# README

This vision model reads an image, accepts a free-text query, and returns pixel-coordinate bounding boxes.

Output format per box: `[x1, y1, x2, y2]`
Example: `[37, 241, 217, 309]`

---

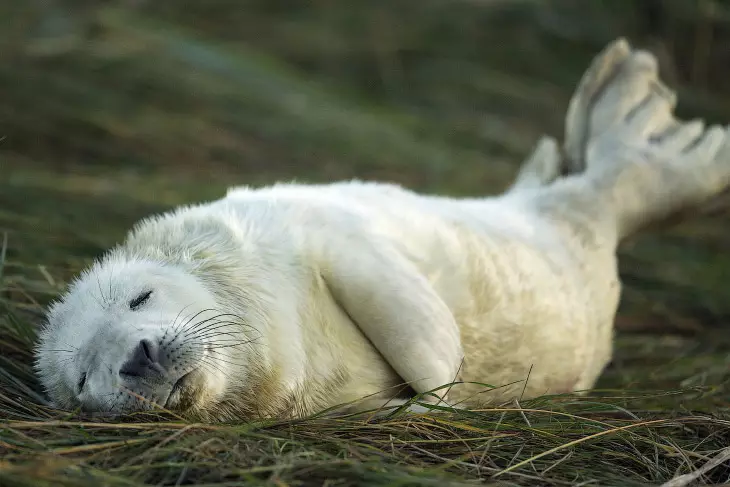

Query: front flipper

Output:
[317, 231, 463, 398]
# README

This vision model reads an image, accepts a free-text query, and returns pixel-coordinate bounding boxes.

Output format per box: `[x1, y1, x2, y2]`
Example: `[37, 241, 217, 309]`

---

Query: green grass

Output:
[2, 2, 730, 485]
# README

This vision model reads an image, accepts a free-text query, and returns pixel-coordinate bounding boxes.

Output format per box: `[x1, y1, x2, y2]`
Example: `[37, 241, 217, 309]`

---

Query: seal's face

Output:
[35, 257, 245, 415]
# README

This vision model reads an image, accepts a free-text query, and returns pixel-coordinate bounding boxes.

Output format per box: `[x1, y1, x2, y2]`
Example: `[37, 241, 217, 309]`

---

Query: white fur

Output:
[34, 39, 730, 419]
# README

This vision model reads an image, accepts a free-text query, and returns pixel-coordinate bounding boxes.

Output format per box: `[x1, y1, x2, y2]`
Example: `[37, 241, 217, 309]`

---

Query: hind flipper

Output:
[510, 38, 632, 192]
[533, 40, 729, 241]
[508, 136, 561, 192]
[563, 38, 633, 174]
[584, 82, 730, 238]
[563, 38, 683, 178]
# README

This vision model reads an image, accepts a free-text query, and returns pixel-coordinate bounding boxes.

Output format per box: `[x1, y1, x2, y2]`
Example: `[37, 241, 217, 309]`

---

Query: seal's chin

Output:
[164, 368, 203, 410]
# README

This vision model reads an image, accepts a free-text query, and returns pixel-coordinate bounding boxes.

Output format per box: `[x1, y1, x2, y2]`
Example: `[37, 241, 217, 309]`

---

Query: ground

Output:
[1, 2, 730, 485]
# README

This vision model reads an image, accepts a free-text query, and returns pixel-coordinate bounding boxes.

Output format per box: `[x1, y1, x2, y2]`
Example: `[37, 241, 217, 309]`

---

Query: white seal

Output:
[35, 39, 730, 420]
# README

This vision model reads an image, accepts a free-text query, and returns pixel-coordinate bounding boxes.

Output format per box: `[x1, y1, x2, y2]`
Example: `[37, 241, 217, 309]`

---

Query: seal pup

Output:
[35, 39, 730, 420]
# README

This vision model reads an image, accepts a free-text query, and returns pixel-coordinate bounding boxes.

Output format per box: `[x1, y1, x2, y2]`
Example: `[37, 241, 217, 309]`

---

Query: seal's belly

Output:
[284, 182, 620, 405]
[358, 195, 621, 404]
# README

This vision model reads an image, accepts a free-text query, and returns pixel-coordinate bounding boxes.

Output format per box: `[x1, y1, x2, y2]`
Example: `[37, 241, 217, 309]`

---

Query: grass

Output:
[2, 1, 730, 485]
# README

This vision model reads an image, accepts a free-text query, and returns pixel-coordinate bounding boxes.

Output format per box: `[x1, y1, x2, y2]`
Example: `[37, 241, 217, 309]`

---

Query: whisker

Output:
[168, 309, 219, 343]
[167, 317, 242, 348]
[204, 341, 257, 351]
[180, 319, 256, 340]
[94, 271, 107, 308]
[168, 304, 202, 336]
[165, 303, 194, 339]
[178, 338, 257, 351]
[181, 328, 244, 342]
[195, 358, 242, 383]
[182, 314, 244, 334]
[182, 352, 251, 370]
[107, 259, 117, 307]
[196, 338, 255, 346]
[184, 313, 256, 333]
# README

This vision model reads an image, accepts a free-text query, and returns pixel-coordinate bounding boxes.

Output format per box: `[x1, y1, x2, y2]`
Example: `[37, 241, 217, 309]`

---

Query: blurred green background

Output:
[2, 0, 730, 394]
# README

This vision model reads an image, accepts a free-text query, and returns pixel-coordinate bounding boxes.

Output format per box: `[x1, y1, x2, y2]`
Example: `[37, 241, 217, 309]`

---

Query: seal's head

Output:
[32, 203, 299, 419]
[34, 253, 251, 415]
[33, 202, 406, 421]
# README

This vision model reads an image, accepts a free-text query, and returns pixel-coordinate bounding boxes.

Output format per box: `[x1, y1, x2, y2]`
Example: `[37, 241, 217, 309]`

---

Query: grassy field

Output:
[2, 1, 730, 485]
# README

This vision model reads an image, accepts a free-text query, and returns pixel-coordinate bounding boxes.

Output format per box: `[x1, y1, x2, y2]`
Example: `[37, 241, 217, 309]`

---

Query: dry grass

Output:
[2, 1, 730, 485]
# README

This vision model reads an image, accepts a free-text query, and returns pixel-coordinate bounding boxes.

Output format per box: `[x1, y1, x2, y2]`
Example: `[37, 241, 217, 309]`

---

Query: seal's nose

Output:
[119, 339, 165, 380]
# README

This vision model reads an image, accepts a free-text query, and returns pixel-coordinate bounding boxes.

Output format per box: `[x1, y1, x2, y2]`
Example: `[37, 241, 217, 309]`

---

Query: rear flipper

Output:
[508, 136, 562, 191]
[514, 38, 730, 241]
[583, 81, 729, 239]
[562, 40, 730, 239]
[510, 38, 633, 192]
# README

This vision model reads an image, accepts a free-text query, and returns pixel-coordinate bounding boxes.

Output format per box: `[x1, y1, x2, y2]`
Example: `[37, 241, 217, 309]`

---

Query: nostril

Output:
[140, 339, 153, 362]
[119, 339, 161, 379]
[136, 339, 159, 364]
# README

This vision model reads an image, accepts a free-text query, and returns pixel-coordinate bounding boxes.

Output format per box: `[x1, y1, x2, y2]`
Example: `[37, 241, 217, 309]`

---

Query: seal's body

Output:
[36, 177, 619, 419]
[35, 40, 730, 420]
[215, 179, 619, 407]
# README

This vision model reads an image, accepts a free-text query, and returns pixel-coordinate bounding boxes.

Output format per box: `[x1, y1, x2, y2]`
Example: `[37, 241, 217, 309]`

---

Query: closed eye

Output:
[129, 290, 153, 311]
[78, 373, 87, 394]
